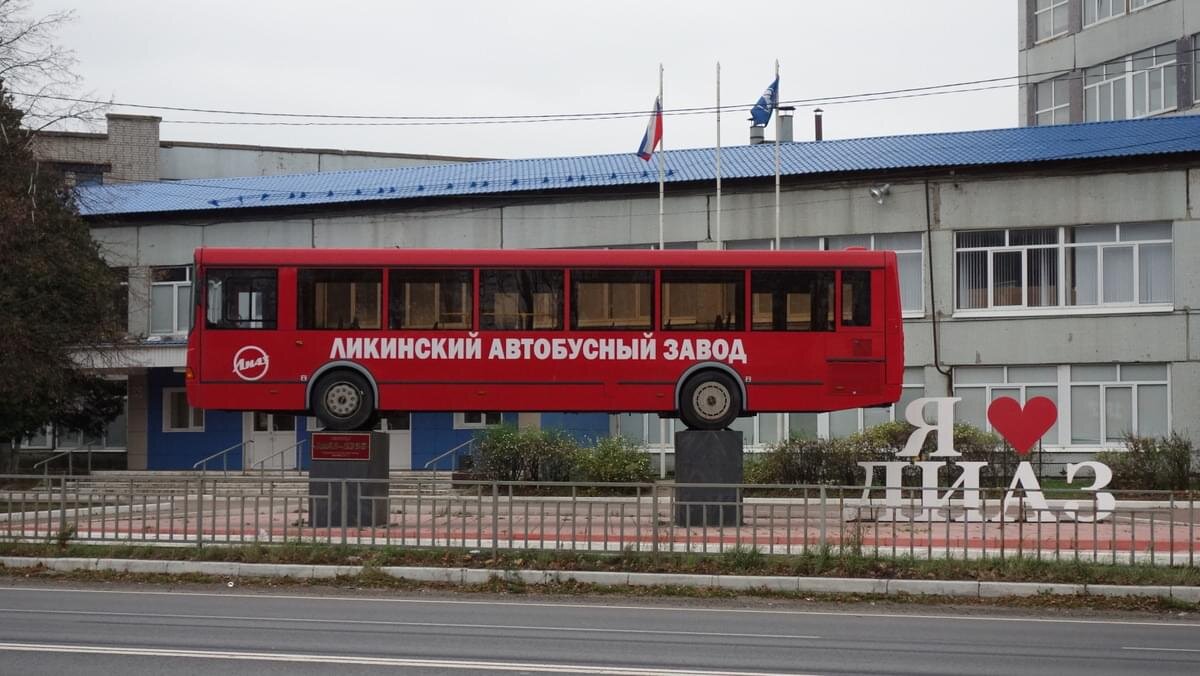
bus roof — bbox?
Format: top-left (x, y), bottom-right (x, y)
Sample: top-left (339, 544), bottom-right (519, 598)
top-left (194, 247), bottom-right (895, 269)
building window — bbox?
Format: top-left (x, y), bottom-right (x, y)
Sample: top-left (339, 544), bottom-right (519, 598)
top-left (826, 233), bottom-right (924, 316)
top-left (150, 266), bottom-right (192, 335)
top-left (616, 369), bottom-right (925, 445)
top-left (454, 412), bottom-right (502, 429)
top-left (1035, 0), bottom-right (1069, 42)
top-left (1083, 0), bottom-right (1125, 26)
top-left (953, 364), bottom-right (1169, 447)
top-left (1069, 364), bottom-right (1169, 443)
top-left (751, 270), bottom-right (834, 331)
top-left (1034, 76), bottom-right (1071, 125)
top-left (1085, 43), bottom-right (1177, 121)
top-left (298, 269), bottom-right (381, 330)
top-left (955, 224), bottom-right (1171, 313)
top-left (163, 388), bottom-right (203, 432)
top-left (1129, 0), bottom-right (1168, 10)
top-left (110, 267), bottom-right (129, 334)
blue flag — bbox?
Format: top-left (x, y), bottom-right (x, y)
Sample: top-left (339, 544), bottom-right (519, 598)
top-left (750, 76), bottom-right (779, 126)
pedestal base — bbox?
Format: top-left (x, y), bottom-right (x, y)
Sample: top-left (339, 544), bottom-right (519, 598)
top-left (308, 431), bottom-right (389, 528)
top-left (673, 429), bottom-right (743, 527)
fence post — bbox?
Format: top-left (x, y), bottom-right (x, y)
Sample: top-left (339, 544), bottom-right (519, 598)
top-left (195, 478), bottom-right (205, 548)
top-left (651, 484), bottom-right (660, 558)
top-left (819, 485), bottom-right (828, 551)
top-left (340, 479), bottom-right (348, 545)
top-left (58, 476), bottom-right (67, 538)
top-left (491, 482), bottom-right (499, 559)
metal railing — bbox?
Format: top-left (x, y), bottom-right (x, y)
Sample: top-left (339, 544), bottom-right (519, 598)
top-left (30, 446), bottom-right (94, 482)
top-left (422, 438), bottom-right (475, 481)
top-left (193, 440), bottom-right (254, 476)
top-left (250, 439), bottom-right (307, 476)
top-left (0, 475), bottom-right (1195, 566)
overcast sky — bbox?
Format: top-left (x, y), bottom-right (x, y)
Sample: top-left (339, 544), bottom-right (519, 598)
top-left (30, 0), bottom-right (1017, 160)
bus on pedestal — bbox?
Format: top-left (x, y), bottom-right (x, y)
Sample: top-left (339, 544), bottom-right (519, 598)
top-left (186, 248), bottom-right (904, 431)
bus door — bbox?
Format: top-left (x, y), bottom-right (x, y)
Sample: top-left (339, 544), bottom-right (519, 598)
top-left (828, 269), bottom-right (886, 398)
top-left (245, 412), bottom-right (298, 470)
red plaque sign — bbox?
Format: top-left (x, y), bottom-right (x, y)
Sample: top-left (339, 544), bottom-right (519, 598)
top-left (311, 433), bottom-right (371, 461)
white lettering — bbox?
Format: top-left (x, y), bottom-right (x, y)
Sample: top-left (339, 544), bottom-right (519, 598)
top-left (994, 461), bottom-right (1056, 522)
top-left (582, 339), bottom-right (598, 360)
top-left (330, 338), bottom-right (346, 359)
top-left (1061, 461), bottom-right (1115, 522)
top-left (398, 338), bottom-right (414, 360)
top-left (488, 338), bottom-right (505, 359)
top-left (533, 339), bottom-right (551, 360)
top-left (639, 338), bottom-right (656, 360)
top-left (380, 338), bottom-right (397, 359)
top-left (362, 338), bottom-right (380, 360)
top-left (899, 397), bottom-right (962, 458)
top-left (711, 339), bottom-right (729, 362)
top-left (466, 337), bottom-right (482, 359)
top-left (915, 461), bottom-right (987, 522)
top-left (729, 339), bottom-right (747, 364)
top-left (506, 339), bottom-right (521, 360)
top-left (663, 339), bottom-right (679, 360)
top-left (345, 338), bottom-right (363, 360)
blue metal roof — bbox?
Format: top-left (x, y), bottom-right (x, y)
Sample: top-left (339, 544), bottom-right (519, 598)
top-left (76, 116), bottom-right (1200, 217)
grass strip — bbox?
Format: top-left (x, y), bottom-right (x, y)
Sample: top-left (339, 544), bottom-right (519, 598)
top-left (1, 541), bottom-right (1198, 587)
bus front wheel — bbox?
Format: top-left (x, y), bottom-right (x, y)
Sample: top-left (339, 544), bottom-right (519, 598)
top-left (313, 370), bottom-right (375, 431)
top-left (679, 372), bottom-right (741, 431)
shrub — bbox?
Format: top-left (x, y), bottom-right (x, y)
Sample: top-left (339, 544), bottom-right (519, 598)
top-left (745, 422), bottom-right (1007, 486)
top-left (1097, 433), bottom-right (1195, 491)
top-left (472, 426), bottom-right (580, 482)
top-left (572, 436), bottom-right (653, 483)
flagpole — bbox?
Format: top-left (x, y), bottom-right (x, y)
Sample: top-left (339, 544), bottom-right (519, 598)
top-left (657, 63), bottom-right (665, 251)
top-left (773, 59), bottom-right (781, 250)
top-left (715, 61), bottom-right (722, 247)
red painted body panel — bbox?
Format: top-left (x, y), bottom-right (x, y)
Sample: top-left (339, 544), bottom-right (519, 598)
top-left (187, 248), bottom-right (904, 415)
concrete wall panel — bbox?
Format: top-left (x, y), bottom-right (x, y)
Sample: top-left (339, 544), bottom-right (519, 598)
top-left (135, 225), bottom-right (204, 266)
top-left (313, 211), bottom-right (501, 249)
top-left (202, 219), bottom-right (314, 249)
top-left (939, 313), bottom-right (1187, 365)
top-left (938, 171), bottom-right (1186, 230)
top-left (91, 227), bottom-right (139, 266)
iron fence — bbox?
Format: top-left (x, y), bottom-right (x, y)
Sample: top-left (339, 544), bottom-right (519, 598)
top-left (0, 474), bottom-right (1194, 566)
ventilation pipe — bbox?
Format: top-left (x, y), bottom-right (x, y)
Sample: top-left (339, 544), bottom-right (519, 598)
top-left (749, 122), bottom-right (765, 145)
top-left (814, 108), bottom-right (824, 141)
top-left (778, 106), bottom-right (795, 143)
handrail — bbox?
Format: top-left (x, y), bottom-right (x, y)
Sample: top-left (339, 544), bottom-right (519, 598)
top-left (32, 450), bottom-right (71, 482)
top-left (423, 437), bottom-right (475, 481)
top-left (193, 440), bottom-right (254, 476)
top-left (251, 438), bottom-right (307, 475)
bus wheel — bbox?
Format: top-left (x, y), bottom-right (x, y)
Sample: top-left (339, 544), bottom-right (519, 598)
top-left (679, 371), bottom-right (741, 431)
top-left (313, 370), bottom-right (374, 431)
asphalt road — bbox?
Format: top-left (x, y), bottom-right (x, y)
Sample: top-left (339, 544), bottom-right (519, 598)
top-left (0, 583), bottom-right (1197, 675)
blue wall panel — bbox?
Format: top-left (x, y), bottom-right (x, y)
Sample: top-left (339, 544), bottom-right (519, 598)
top-left (541, 413), bottom-right (610, 445)
top-left (146, 369), bottom-right (241, 470)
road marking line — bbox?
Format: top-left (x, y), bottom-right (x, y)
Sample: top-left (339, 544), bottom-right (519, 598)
top-left (1122, 646), bottom-right (1200, 653)
top-left (3, 585), bottom-right (1199, 628)
top-left (0, 642), bottom-right (815, 675)
top-left (0, 607), bottom-right (819, 641)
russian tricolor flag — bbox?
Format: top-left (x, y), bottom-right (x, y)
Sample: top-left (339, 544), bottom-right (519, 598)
top-left (636, 95), bottom-right (663, 161)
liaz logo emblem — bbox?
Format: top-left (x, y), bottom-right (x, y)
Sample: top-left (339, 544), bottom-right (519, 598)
top-left (233, 345), bottom-right (270, 381)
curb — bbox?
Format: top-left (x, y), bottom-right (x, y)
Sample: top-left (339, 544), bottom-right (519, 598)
top-left (1, 556), bottom-right (1197, 602)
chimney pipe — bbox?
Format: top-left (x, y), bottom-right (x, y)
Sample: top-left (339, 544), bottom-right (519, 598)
top-left (778, 106), bottom-right (795, 143)
top-left (749, 122), bottom-right (765, 145)
top-left (813, 108), bottom-right (823, 141)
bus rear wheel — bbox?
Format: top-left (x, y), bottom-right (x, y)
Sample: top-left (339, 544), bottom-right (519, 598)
top-left (313, 370), bottom-right (374, 431)
top-left (679, 371), bottom-right (741, 431)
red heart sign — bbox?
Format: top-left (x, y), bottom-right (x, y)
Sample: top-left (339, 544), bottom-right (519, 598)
top-left (986, 396), bottom-right (1057, 455)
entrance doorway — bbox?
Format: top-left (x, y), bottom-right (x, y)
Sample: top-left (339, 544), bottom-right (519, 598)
top-left (377, 412), bottom-right (412, 470)
top-left (246, 412), bottom-right (298, 470)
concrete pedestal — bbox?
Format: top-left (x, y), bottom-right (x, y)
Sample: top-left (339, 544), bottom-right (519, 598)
top-left (308, 432), bottom-right (389, 528)
top-left (673, 429), bottom-right (743, 527)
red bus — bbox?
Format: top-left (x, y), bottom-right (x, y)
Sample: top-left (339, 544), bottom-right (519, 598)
top-left (186, 248), bottom-right (904, 431)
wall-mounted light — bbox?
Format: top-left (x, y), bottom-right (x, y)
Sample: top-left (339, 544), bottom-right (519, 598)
top-left (869, 183), bottom-right (891, 205)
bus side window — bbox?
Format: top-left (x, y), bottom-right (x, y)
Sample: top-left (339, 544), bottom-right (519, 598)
top-left (480, 269), bottom-right (563, 331)
top-left (751, 270), bottom-right (833, 331)
top-left (661, 270), bottom-right (743, 331)
top-left (841, 270), bottom-right (872, 327)
top-left (389, 269), bottom-right (472, 330)
top-left (298, 269), bottom-right (382, 330)
top-left (205, 268), bottom-right (277, 330)
top-left (570, 270), bottom-right (652, 330)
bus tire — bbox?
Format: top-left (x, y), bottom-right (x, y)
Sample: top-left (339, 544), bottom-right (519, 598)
top-left (312, 370), bottom-right (375, 431)
top-left (679, 371), bottom-right (741, 431)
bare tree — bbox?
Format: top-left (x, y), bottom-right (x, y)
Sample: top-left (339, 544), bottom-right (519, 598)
top-left (0, 0), bottom-right (104, 139)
